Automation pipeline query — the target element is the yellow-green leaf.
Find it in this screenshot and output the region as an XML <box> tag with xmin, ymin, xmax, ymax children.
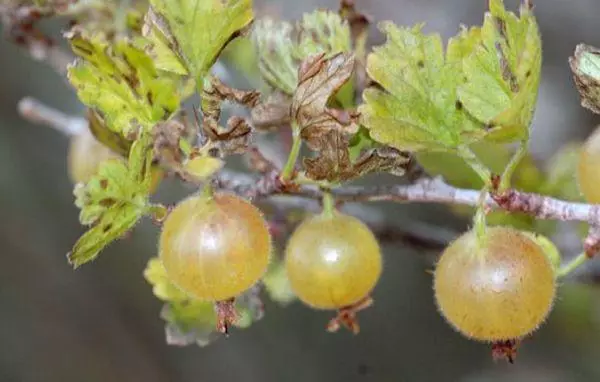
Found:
<box><xmin>144</xmin><ymin>258</ymin><xmax>190</xmax><ymax>302</ymax></box>
<box><xmin>360</xmin><ymin>23</ymin><xmax>485</xmax><ymax>152</ymax></box>
<box><xmin>68</xmin><ymin>134</ymin><xmax>155</xmax><ymax>268</ymax></box>
<box><xmin>458</xmin><ymin>0</ymin><xmax>541</xmax><ymax>142</ymax></box>
<box><xmin>262</xmin><ymin>261</ymin><xmax>296</xmax><ymax>305</ymax></box>
<box><xmin>68</xmin><ymin>203</ymin><xmax>143</xmax><ymax>268</ymax></box>
<box><xmin>539</xmin><ymin>143</ymin><xmax>584</xmax><ymax>202</ymax></box>
<box><xmin>67</xmin><ymin>29</ymin><xmax>180</xmax><ymax>137</ymax></box>
<box><xmin>146</xmin><ymin>0</ymin><xmax>253</xmax><ymax>82</ymax></box>
<box><xmin>417</xmin><ymin>140</ymin><xmax>543</xmax><ymax>191</ymax></box>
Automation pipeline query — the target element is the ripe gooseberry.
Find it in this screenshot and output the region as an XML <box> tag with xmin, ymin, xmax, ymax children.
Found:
<box><xmin>159</xmin><ymin>192</ymin><xmax>271</xmax><ymax>302</ymax></box>
<box><xmin>434</xmin><ymin>226</ymin><xmax>556</xmax><ymax>342</ymax></box>
<box><xmin>285</xmin><ymin>211</ymin><xmax>382</xmax><ymax>311</ymax></box>
<box><xmin>578</xmin><ymin>126</ymin><xmax>600</xmax><ymax>203</ymax></box>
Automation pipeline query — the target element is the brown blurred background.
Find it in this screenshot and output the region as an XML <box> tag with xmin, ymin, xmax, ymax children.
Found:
<box><xmin>2</xmin><ymin>0</ymin><xmax>600</xmax><ymax>381</ymax></box>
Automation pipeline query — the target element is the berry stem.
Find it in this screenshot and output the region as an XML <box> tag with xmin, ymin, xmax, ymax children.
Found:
<box><xmin>557</xmin><ymin>252</ymin><xmax>588</xmax><ymax>278</ymax></box>
<box><xmin>280</xmin><ymin>122</ymin><xmax>302</xmax><ymax>182</ymax></box>
<box><xmin>473</xmin><ymin>186</ymin><xmax>489</xmax><ymax>246</ymax></box>
<box><xmin>498</xmin><ymin>140</ymin><xmax>528</xmax><ymax>193</ymax></box>
<box><xmin>458</xmin><ymin>146</ymin><xmax>492</xmax><ymax>186</ymax></box>
<box><xmin>202</xmin><ymin>182</ymin><xmax>215</xmax><ymax>199</ymax></box>
<box><xmin>322</xmin><ymin>190</ymin><xmax>336</xmax><ymax>218</ymax></box>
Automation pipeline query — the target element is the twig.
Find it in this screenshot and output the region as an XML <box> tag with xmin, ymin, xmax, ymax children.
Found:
<box><xmin>17</xmin><ymin>97</ymin><xmax>86</xmax><ymax>136</ymax></box>
<box><xmin>15</xmin><ymin>98</ymin><xmax>600</xmax><ymax>229</ymax></box>
<box><xmin>215</xmin><ymin>173</ymin><xmax>600</xmax><ymax>227</ymax></box>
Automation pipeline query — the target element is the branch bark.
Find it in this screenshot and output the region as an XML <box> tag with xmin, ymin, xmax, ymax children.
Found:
<box><xmin>216</xmin><ymin>173</ymin><xmax>600</xmax><ymax>226</ymax></box>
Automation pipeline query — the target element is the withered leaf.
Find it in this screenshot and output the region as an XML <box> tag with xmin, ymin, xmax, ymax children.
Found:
<box><xmin>570</xmin><ymin>44</ymin><xmax>600</xmax><ymax>115</ymax></box>
<box><xmin>303</xmin><ymin>129</ymin><xmax>350</xmax><ymax>181</ymax></box>
<box><xmin>198</xmin><ymin>75</ymin><xmax>258</xmax><ymax>157</ymax></box>
<box><xmin>303</xmin><ymin>130</ymin><xmax>409</xmax><ymax>181</ymax></box>
<box><xmin>201</xmin><ymin>116</ymin><xmax>252</xmax><ymax>155</ymax></box>
<box><xmin>291</xmin><ymin>52</ymin><xmax>407</xmax><ymax>181</ymax></box>
<box><xmin>251</xmin><ymin>92</ymin><xmax>291</xmax><ymax>131</ymax></box>
<box><xmin>351</xmin><ymin>146</ymin><xmax>409</xmax><ymax>178</ymax></box>
<box><xmin>291</xmin><ymin>52</ymin><xmax>356</xmax><ymax>133</ymax></box>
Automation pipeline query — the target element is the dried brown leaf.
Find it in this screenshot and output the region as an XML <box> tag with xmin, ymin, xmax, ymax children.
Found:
<box><xmin>291</xmin><ymin>52</ymin><xmax>355</xmax><ymax>130</ymax></box>
<box><xmin>251</xmin><ymin>92</ymin><xmax>291</xmax><ymax>131</ymax></box>
<box><xmin>570</xmin><ymin>44</ymin><xmax>600</xmax><ymax>115</ymax></box>
<box><xmin>304</xmin><ymin>130</ymin><xmax>409</xmax><ymax>182</ymax></box>
<box><xmin>351</xmin><ymin>146</ymin><xmax>410</xmax><ymax>178</ymax></box>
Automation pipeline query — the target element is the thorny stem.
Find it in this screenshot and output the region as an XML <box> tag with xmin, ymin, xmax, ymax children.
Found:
<box><xmin>280</xmin><ymin>123</ymin><xmax>302</xmax><ymax>182</ymax></box>
<box><xmin>498</xmin><ymin>140</ymin><xmax>528</xmax><ymax>193</ymax></box>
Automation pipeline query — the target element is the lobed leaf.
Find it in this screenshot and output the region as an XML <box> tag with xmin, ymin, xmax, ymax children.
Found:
<box><xmin>458</xmin><ymin>0</ymin><xmax>542</xmax><ymax>142</ymax></box>
<box><xmin>144</xmin><ymin>257</ymin><xmax>263</xmax><ymax>347</ymax></box>
<box><xmin>292</xmin><ymin>53</ymin><xmax>408</xmax><ymax>181</ymax></box>
<box><xmin>252</xmin><ymin>10</ymin><xmax>351</xmax><ymax>95</ymax></box>
<box><xmin>67</xmin><ymin>29</ymin><xmax>181</xmax><ymax>137</ymax></box>
<box><xmin>145</xmin><ymin>0</ymin><xmax>253</xmax><ymax>82</ymax></box>
<box><xmin>68</xmin><ymin>133</ymin><xmax>155</xmax><ymax>268</ymax></box>
<box><xmin>360</xmin><ymin>23</ymin><xmax>485</xmax><ymax>152</ymax></box>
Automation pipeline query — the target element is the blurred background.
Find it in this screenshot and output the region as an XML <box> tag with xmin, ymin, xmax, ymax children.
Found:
<box><xmin>2</xmin><ymin>0</ymin><xmax>600</xmax><ymax>381</ymax></box>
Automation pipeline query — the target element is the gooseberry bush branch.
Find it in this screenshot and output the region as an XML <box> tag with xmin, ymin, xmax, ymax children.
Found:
<box><xmin>6</xmin><ymin>0</ymin><xmax>600</xmax><ymax>362</ymax></box>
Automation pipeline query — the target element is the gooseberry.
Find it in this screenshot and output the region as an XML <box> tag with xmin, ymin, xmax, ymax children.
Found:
<box><xmin>68</xmin><ymin>129</ymin><xmax>120</xmax><ymax>184</ymax></box>
<box><xmin>159</xmin><ymin>192</ymin><xmax>271</xmax><ymax>301</ymax></box>
<box><xmin>285</xmin><ymin>211</ymin><xmax>382</xmax><ymax>310</ymax></box>
<box><xmin>68</xmin><ymin>129</ymin><xmax>163</xmax><ymax>190</ymax></box>
<box><xmin>434</xmin><ymin>226</ymin><xmax>556</xmax><ymax>342</ymax></box>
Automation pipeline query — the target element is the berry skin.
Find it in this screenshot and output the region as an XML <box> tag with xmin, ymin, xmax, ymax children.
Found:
<box><xmin>159</xmin><ymin>192</ymin><xmax>271</xmax><ymax>301</ymax></box>
<box><xmin>578</xmin><ymin>127</ymin><xmax>600</xmax><ymax>203</ymax></box>
<box><xmin>285</xmin><ymin>212</ymin><xmax>382</xmax><ymax>310</ymax></box>
<box><xmin>68</xmin><ymin>130</ymin><xmax>163</xmax><ymax>190</ymax></box>
<box><xmin>434</xmin><ymin>226</ymin><xmax>556</xmax><ymax>342</ymax></box>
<box><xmin>68</xmin><ymin>130</ymin><xmax>120</xmax><ymax>184</ymax></box>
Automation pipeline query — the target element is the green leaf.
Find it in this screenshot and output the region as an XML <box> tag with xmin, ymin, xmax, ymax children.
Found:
<box><xmin>417</xmin><ymin>141</ymin><xmax>543</xmax><ymax>191</ymax></box>
<box><xmin>458</xmin><ymin>0</ymin><xmax>541</xmax><ymax>141</ymax></box>
<box><xmin>67</xmin><ymin>29</ymin><xmax>181</xmax><ymax>137</ymax></box>
<box><xmin>539</xmin><ymin>143</ymin><xmax>584</xmax><ymax>202</ymax></box>
<box><xmin>418</xmin><ymin>141</ymin><xmax>543</xmax><ymax>231</ymax></box>
<box><xmin>68</xmin><ymin>134</ymin><xmax>155</xmax><ymax>267</ymax></box>
<box><xmin>68</xmin><ymin>203</ymin><xmax>143</xmax><ymax>268</ymax></box>
<box><xmin>570</xmin><ymin>44</ymin><xmax>600</xmax><ymax>115</ymax></box>
<box><xmin>146</xmin><ymin>0</ymin><xmax>253</xmax><ymax>81</ymax></box>
<box><xmin>144</xmin><ymin>258</ymin><xmax>190</xmax><ymax>302</ymax></box>
<box><xmin>253</xmin><ymin>10</ymin><xmax>351</xmax><ymax>95</ymax></box>
<box><xmin>360</xmin><ymin>23</ymin><xmax>485</xmax><ymax>152</ymax></box>
<box><xmin>144</xmin><ymin>256</ymin><xmax>263</xmax><ymax>346</ymax></box>
<box><xmin>521</xmin><ymin>231</ymin><xmax>561</xmax><ymax>271</ymax></box>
